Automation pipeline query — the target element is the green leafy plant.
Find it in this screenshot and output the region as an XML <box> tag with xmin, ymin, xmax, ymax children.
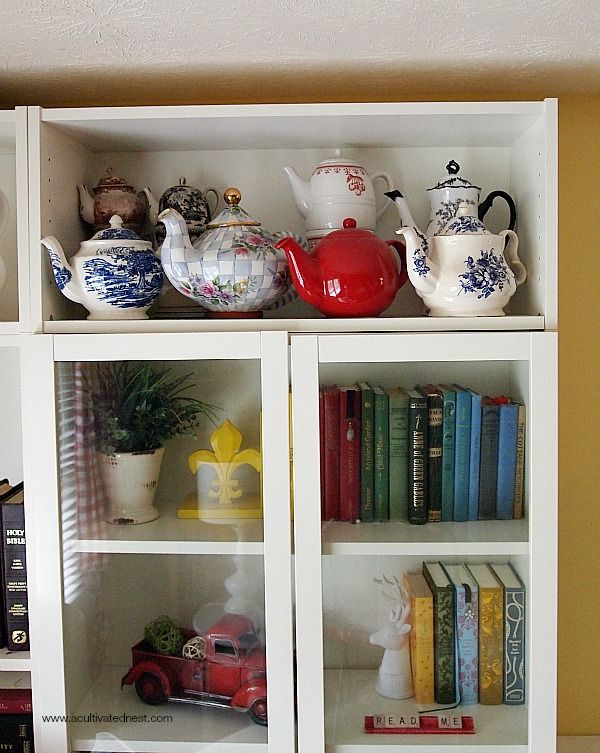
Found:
<box><xmin>90</xmin><ymin>362</ymin><xmax>219</xmax><ymax>455</ymax></box>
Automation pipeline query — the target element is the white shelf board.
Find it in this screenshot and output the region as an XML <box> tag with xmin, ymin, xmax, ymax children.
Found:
<box><xmin>41</xmin><ymin>102</ymin><xmax>545</xmax><ymax>153</ymax></box>
<box><xmin>321</xmin><ymin>519</ymin><xmax>529</xmax><ymax>556</ymax></box>
<box><xmin>71</xmin><ymin>496</ymin><xmax>265</xmax><ymax>555</ymax></box>
<box><xmin>324</xmin><ymin>668</ymin><xmax>527</xmax><ymax>752</ymax></box>
<box><xmin>43</xmin><ymin>316</ymin><xmax>546</xmax><ymax>335</ymax></box>
<box><xmin>70</xmin><ymin>665</ymin><xmax>267</xmax><ymax>753</ymax></box>
<box><xmin>0</xmin><ymin>648</ymin><xmax>31</xmax><ymax>672</ymax></box>
<box><xmin>0</xmin><ymin>324</ymin><xmax>22</xmax><ymax>338</ymax></box>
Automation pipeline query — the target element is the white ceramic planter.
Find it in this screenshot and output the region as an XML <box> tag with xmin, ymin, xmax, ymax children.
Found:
<box><xmin>100</xmin><ymin>446</ymin><xmax>165</xmax><ymax>525</ymax></box>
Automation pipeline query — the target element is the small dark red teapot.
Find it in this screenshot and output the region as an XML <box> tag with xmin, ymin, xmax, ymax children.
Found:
<box><xmin>275</xmin><ymin>218</ymin><xmax>407</xmax><ymax>317</ymax></box>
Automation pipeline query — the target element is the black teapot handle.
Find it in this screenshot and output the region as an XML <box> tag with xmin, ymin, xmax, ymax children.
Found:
<box><xmin>478</xmin><ymin>190</ymin><xmax>517</xmax><ymax>231</ymax></box>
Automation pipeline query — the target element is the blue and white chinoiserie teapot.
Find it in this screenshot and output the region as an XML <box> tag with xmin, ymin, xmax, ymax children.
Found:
<box><xmin>159</xmin><ymin>187</ymin><xmax>294</xmax><ymax>317</ymax></box>
<box><xmin>395</xmin><ymin>202</ymin><xmax>527</xmax><ymax>317</ymax></box>
<box><xmin>41</xmin><ymin>215</ymin><xmax>163</xmax><ymax>320</ymax></box>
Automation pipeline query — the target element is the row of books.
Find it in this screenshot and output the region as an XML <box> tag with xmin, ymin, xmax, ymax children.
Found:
<box><xmin>406</xmin><ymin>561</ymin><xmax>525</xmax><ymax>706</ymax></box>
<box><xmin>0</xmin><ymin>479</ymin><xmax>30</xmax><ymax>652</ymax></box>
<box><xmin>0</xmin><ymin>676</ymin><xmax>33</xmax><ymax>752</ymax></box>
<box><xmin>319</xmin><ymin>383</ymin><xmax>526</xmax><ymax>524</ymax></box>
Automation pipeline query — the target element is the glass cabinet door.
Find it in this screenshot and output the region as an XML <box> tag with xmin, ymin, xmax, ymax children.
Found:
<box><xmin>22</xmin><ymin>332</ymin><xmax>295</xmax><ymax>753</ymax></box>
<box><xmin>291</xmin><ymin>332</ymin><xmax>557</xmax><ymax>753</ymax></box>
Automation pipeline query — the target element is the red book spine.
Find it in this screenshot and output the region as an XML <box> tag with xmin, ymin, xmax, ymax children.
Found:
<box><xmin>319</xmin><ymin>389</ymin><xmax>326</xmax><ymax>520</ymax></box>
<box><xmin>339</xmin><ymin>388</ymin><xmax>361</xmax><ymax>522</ymax></box>
<box><xmin>0</xmin><ymin>689</ymin><xmax>32</xmax><ymax>714</ymax></box>
<box><xmin>322</xmin><ymin>386</ymin><xmax>340</xmax><ymax>520</ymax></box>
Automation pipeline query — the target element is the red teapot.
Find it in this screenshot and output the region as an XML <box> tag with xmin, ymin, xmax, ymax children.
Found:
<box><xmin>275</xmin><ymin>218</ymin><xmax>407</xmax><ymax>317</ymax></box>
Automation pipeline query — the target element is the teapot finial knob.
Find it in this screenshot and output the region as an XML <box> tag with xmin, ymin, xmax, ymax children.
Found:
<box><xmin>342</xmin><ymin>217</ymin><xmax>357</xmax><ymax>229</ymax></box>
<box><xmin>223</xmin><ymin>187</ymin><xmax>242</xmax><ymax>206</ymax></box>
<box><xmin>179</xmin><ymin>177</ymin><xmax>187</xmax><ymax>186</ymax></box>
<box><xmin>108</xmin><ymin>214</ymin><xmax>123</xmax><ymax>228</ymax></box>
<box><xmin>446</xmin><ymin>160</ymin><xmax>460</xmax><ymax>175</ymax></box>
<box><xmin>334</xmin><ymin>148</ymin><xmax>343</xmax><ymax>158</ymax></box>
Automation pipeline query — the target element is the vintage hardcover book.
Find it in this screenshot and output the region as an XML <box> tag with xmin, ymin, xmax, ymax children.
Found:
<box><xmin>422</xmin><ymin>562</ymin><xmax>456</xmax><ymax>704</ymax></box>
<box><xmin>451</xmin><ymin>385</ymin><xmax>472</xmax><ymax>522</ymax></box>
<box><xmin>513</xmin><ymin>403</ymin><xmax>527</xmax><ymax>519</ymax></box>
<box><xmin>319</xmin><ymin>388</ymin><xmax>325</xmax><ymax>519</ymax></box>
<box><xmin>490</xmin><ymin>562</ymin><xmax>526</xmax><ymax>705</ymax></box>
<box><xmin>407</xmin><ymin>390</ymin><xmax>428</xmax><ymax>525</ymax></box>
<box><xmin>322</xmin><ymin>386</ymin><xmax>341</xmax><ymax>521</ymax></box>
<box><xmin>466</xmin><ymin>389</ymin><xmax>482</xmax><ymax>521</ymax></box>
<box><xmin>0</xmin><ymin>714</ymin><xmax>34</xmax><ymax>751</ymax></box>
<box><xmin>0</xmin><ymin>478</ymin><xmax>9</xmax><ymax>648</ymax></box>
<box><xmin>338</xmin><ymin>387</ymin><xmax>361</xmax><ymax>522</ymax></box>
<box><xmin>418</xmin><ymin>385</ymin><xmax>443</xmax><ymax>522</ymax></box>
<box><xmin>358</xmin><ymin>382</ymin><xmax>375</xmax><ymax>522</ymax></box>
<box><xmin>466</xmin><ymin>563</ymin><xmax>504</xmax><ymax>705</ymax></box>
<box><xmin>404</xmin><ymin>571</ymin><xmax>435</xmax><ymax>705</ymax></box>
<box><xmin>438</xmin><ymin>386</ymin><xmax>456</xmax><ymax>522</ymax></box>
<box><xmin>388</xmin><ymin>387</ymin><xmax>409</xmax><ymax>522</ymax></box>
<box><xmin>496</xmin><ymin>401</ymin><xmax>519</xmax><ymax>520</ymax></box>
<box><xmin>0</xmin><ymin>483</ymin><xmax>29</xmax><ymax>652</ymax></box>
<box><xmin>373</xmin><ymin>387</ymin><xmax>390</xmax><ymax>521</ymax></box>
<box><xmin>442</xmin><ymin>563</ymin><xmax>479</xmax><ymax>705</ymax></box>
<box><xmin>478</xmin><ymin>399</ymin><xmax>500</xmax><ymax>520</ymax></box>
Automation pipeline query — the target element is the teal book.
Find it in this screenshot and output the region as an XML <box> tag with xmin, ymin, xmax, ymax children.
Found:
<box><xmin>452</xmin><ymin>384</ymin><xmax>472</xmax><ymax>522</ymax></box>
<box><xmin>388</xmin><ymin>388</ymin><xmax>409</xmax><ymax>521</ymax></box>
<box><xmin>466</xmin><ymin>388</ymin><xmax>482</xmax><ymax>521</ymax></box>
<box><xmin>438</xmin><ymin>385</ymin><xmax>456</xmax><ymax>522</ymax></box>
<box><xmin>422</xmin><ymin>561</ymin><xmax>457</xmax><ymax>704</ymax></box>
<box><xmin>358</xmin><ymin>382</ymin><xmax>375</xmax><ymax>522</ymax></box>
<box><xmin>373</xmin><ymin>387</ymin><xmax>389</xmax><ymax>521</ymax></box>
<box><xmin>496</xmin><ymin>401</ymin><xmax>519</xmax><ymax>520</ymax></box>
<box><xmin>478</xmin><ymin>398</ymin><xmax>500</xmax><ymax>520</ymax></box>
<box><xmin>418</xmin><ymin>385</ymin><xmax>443</xmax><ymax>522</ymax></box>
<box><xmin>407</xmin><ymin>389</ymin><xmax>427</xmax><ymax>525</ymax></box>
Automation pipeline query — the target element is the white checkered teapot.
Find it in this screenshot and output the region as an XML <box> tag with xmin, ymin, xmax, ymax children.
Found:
<box><xmin>159</xmin><ymin>188</ymin><xmax>293</xmax><ymax>316</ymax></box>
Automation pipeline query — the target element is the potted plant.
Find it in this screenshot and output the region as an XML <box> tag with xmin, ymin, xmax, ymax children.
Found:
<box><xmin>90</xmin><ymin>361</ymin><xmax>217</xmax><ymax>525</ymax></box>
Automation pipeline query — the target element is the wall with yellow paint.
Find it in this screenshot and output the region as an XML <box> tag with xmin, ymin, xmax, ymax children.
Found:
<box><xmin>0</xmin><ymin>81</ymin><xmax>598</xmax><ymax>735</ymax></box>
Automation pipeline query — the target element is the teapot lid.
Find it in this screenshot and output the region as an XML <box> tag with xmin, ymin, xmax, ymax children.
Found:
<box><xmin>437</xmin><ymin>202</ymin><xmax>491</xmax><ymax>235</ymax></box>
<box><xmin>94</xmin><ymin>167</ymin><xmax>134</xmax><ymax>192</ymax></box>
<box><xmin>427</xmin><ymin>160</ymin><xmax>481</xmax><ymax>192</ymax></box>
<box><xmin>90</xmin><ymin>215</ymin><xmax>142</xmax><ymax>240</ymax></box>
<box><xmin>313</xmin><ymin>148</ymin><xmax>364</xmax><ymax>172</ymax></box>
<box><xmin>206</xmin><ymin>188</ymin><xmax>260</xmax><ymax>228</ymax></box>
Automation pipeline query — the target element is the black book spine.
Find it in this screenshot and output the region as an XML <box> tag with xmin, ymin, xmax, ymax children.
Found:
<box><xmin>478</xmin><ymin>402</ymin><xmax>500</xmax><ymax>520</ymax></box>
<box><xmin>426</xmin><ymin>393</ymin><xmax>443</xmax><ymax>522</ymax></box>
<box><xmin>408</xmin><ymin>392</ymin><xmax>428</xmax><ymax>525</ymax></box>
<box><xmin>1</xmin><ymin>497</ymin><xmax>30</xmax><ymax>651</ymax></box>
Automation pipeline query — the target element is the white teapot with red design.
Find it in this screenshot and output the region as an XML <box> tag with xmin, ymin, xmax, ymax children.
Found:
<box><xmin>283</xmin><ymin>149</ymin><xmax>394</xmax><ymax>244</ymax></box>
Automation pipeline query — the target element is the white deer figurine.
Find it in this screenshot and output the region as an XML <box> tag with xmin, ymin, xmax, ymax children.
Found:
<box><xmin>369</xmin><ymin>574</ymin><xmax>414</xmax><ymax>700</ymax></box>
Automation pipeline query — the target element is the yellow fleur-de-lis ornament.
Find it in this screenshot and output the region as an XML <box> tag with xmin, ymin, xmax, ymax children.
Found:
<box><xmin>188</xmin><ymin>420</ymin><xmax>261</xmax><ymax>507</ymax></box>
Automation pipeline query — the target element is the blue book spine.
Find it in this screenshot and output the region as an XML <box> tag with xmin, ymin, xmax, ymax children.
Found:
<box><xmin>467</xmin><ymin>391</ymin><xmax>482</xmax><ymax>521</ymax></box>
<box><xmin>439</xmin><ymin>386</ymin><xmax>456</xmax><ymax>522</ymax></box>
<box><xmin>496</xmin><ymin>402</ymin><xmax>519</xmax><ymax>519</ymax></box>
<box><xmin>455</xmin><ymin>583</ymin><xmax>479</xmax><ymax>705</ymax></box>
<box><xmin>452</xmin><ymin>386</ymin><xmax>471</xmax><ymax>522</ymax></box>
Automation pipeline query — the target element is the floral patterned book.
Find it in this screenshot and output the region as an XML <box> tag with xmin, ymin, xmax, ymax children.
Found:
<box><xmin>422</xmin><ymin>562</ymin><xmax>456</xmax><ymax>704</ymax></box>
<box><xmin>442</xmin><ymin>563</ymin><xmax>479</xmax><ymax>705</ymax></box>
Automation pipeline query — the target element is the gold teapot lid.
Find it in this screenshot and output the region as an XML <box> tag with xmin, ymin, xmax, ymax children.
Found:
<box><xmin>206</xmin><ymin>188</ymin><xmax>260</xmax><ymax>228</ymax></box>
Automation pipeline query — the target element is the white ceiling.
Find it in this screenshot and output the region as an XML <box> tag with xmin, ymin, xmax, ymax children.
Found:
<box><xmin>0</xmin><ymin>0</ymin><xmax>599</xmax><ymax>105</ymax></box>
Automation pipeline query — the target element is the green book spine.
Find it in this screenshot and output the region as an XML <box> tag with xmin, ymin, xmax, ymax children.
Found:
<box><xmin>419</xmin><ymin>386</ymin><xmax>443</xmax><ymax>522</ymax></box>
<box><xmin>358</xmin><ymin>383</ymin><xmax>374</xmax><ymax>522</ymax></box>
<box><xmin>439</xmin><ymin>385</ymin><xmax>456</xmax><ymax>522</ymax></box>
<box><xmin>388</xmin><ymin>388</ymin><xmax>409</xmax><ymax>521</ymax></box>
<box><xmin>373</xmin><ymin>387</ymin><xmax>389</xmax><ymax>521</ymax></box>
<box><xmin>423</xmin><ymin>562</ymin><xmax>457</xmax><ymax>705</ymax></box>
<box><xmin>408</xmin><ymin>390</ymin><xmax>427</xmax><ymax>525</ymax></box>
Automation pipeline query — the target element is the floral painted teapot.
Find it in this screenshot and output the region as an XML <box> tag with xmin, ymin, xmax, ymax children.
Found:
<box><xmin>159</xmin><ymin>188</ymin><xmax>293</xmax><ymax>317</ymax></box>
<box><xmin>41</xmin><ymin>215</ymin><xmax>163</xmax><ymax>320</ymax></box>
<box><xmin>78</xmin><ymin>168</ymin><xmax>147</xmax><ymax>233</ymax></box>
<box><xmin>395</xmin><ymin>202</ymin><xmax>526</xmax><ymax>317</ymax></box>
<box><xmin>141</xmin><ymin>177</ymin><xmax>220</xmax><ymax>246</ymax></box>
<box><xmin>386</xmin><ymin>159</ymin><xmax>517</xmax><ymax>238</ymax></box>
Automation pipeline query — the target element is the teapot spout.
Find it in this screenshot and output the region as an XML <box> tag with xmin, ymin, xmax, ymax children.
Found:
<box><xmin>283</xmin><ymin>166</ymin><xmax>310</xmax><ymax>220</ymax></box>
<box><xmin>384</xmin><ymin>190</ymin><xmax>425</xmax><ymax>235</ymax></box>
<box><xmin>394</xmin><ymin>225</ymin><xmax>438</xmax><ymax>297</ymax></box>
<box><xmin>77</xmin><ymin>184</ymin><xmax>95</xmax><ymax>225</ymax></box>
<box><xmin>158</xmin><ymin>208</ymin><xmax>196</xmax><ymax>295</ymax></box>
<box><xmin>140</xmin><ymin>187</ymin><xmax>160</xmax><ymax>225</ymax></box>
<box><xmin>275</xmin><ymin>236</ymin><xmax>325</xmax><ymax>310</ymax></box>
<box><xmin>40</xmin><ymin>236</ymin><xmax>84</xmax><ymax>305</ymax></box>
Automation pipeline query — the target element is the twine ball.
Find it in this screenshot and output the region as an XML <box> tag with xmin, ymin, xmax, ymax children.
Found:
<box><xmin>144</xmin><ymin>615</ymin><xmax>184</xmax><ymax>655</ymax></box>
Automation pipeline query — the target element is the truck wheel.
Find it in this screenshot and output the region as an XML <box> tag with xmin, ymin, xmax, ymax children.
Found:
<box><xmin>135</xmin><ymin>673</ymin><xmax>167</xmax><ymax>706</ymax></box>
<box><xmin>248</xmin><ymin>698</ymin><xmax>268</xmax><ymax>726</ymax></box>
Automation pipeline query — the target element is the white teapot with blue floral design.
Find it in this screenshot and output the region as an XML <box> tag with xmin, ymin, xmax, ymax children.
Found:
<box><xmin>41</xmin><ymin>215</ymin><xmax>163</xmax><ymax>320</ymax></box>
<box><xmin>395</xmin><ymin>202</ymin><xmax>526</xmax><ymax>316</ymax></box>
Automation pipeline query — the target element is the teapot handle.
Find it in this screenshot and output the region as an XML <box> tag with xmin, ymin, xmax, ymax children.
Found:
<box><xmin>500</xmin><ymin>229</ymin><xmax>527</xmax><ymax>286</ymax></box>
<box><xmin>386</xmin><ymin>239</ymin><xmax>409</xmax><ymax>289</ymax></box>
<box><xmin>203</xmin><ymin>188</ymin><xmax>220</xmax><ymax>221</ymax></box>
<box><xmin>478</xmin><ymin>190</ymin><xmax>517</xmax><ymax>231</ymax></box>
<box><xmin>372</xmin><ymin>171</ymin><xmax>395</xmax><ymax>220</ymax></box>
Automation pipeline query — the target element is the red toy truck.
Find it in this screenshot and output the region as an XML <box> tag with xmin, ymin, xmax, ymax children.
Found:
<box><xmin>121</xmin><ymin>613</ymin><xmax>268</xmax><ymax>725</ymax></box>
